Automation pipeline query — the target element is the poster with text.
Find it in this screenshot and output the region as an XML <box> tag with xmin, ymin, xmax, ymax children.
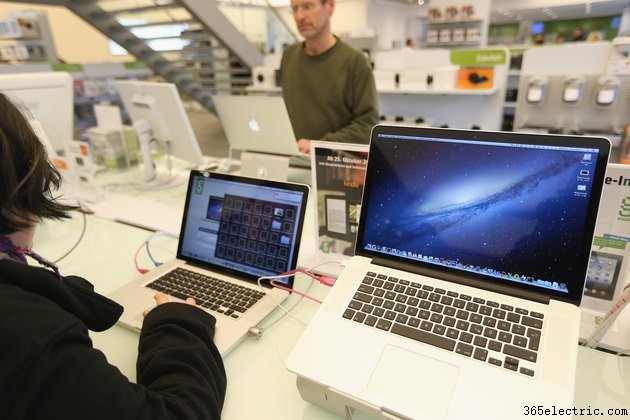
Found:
<box><xmin>310</xmin><ymin>141</ymin><xmax>369</xmax><ymax>256</ymax></box>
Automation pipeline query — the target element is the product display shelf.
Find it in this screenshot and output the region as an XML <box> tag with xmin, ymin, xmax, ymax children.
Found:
<box><xmin>374</xmin><ymin>47</ymin><xmax>509</xmax><ymax>131</ymax></box>
<box><xmin>378</xmin><ymin>87</ymin><xmax>498</xmax><ymax>95</ymax></box>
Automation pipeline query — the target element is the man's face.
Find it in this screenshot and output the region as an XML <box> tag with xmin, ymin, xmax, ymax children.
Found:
<box><xmin>291</xmin><ymin>0</ymin><xmax>333</xmax><ymax>40</ymax></box>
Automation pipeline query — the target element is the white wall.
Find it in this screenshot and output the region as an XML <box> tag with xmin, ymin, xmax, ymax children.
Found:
<box><xmin>218</xmin><ymin>5</ymin><xmax>269</xmax><ymax>46</ymax></box>
<box><xmin>367</xmin><ymin>0</ymin><xmax>425</xmax><ymax>50</ymax></box>
<box><xmin>0</xmin><ymin>2</ymin><xmax>133</xmax><ymax>63</ymax></box>
<box><xmin>275</xmin><ymin>0</ymin><xmax>368</xmax><ymax>43</ymax></box>
<box><xmin>0</xmin><ymin>0</ymin><xmax>480</xmax><ymax>64</ymax></box>
<box><xmin>276</xmin><ymin>0</ymin><xmax>425</xmax><ymax>51</ymax></box>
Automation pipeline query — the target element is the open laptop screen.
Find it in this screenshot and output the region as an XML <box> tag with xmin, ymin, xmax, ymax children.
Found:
<box><xmin>356</xmin><ymin>125</ymin><xmax>610</xmax><ymax>305</ymax></box>
<box><xmin>177</xmin><ymin>171</ymin><xmax>309</xmax><ymax>286</ymax></box>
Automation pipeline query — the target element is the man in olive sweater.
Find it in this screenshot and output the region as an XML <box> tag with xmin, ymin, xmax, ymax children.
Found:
<box><xmin>281</xmin><ymin>0</ymin><xmax>379</xmax><ymax>154</ymax></box>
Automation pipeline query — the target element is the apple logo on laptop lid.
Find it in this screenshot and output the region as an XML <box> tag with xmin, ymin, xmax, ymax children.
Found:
<box><xmin>248</xmin><ymin>118</ymin><xmax>261</xmax><ymax>132</ymax></box>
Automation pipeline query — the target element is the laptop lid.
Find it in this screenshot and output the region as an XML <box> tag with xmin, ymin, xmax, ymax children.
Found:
<box><xmin>355</xmin><ymin>125</ymin><xmax>610</xmax><ymax>306</ymax></box>
<box><xmin>177</xmin><ymin>170</ymin><xmax>309</xmax><ymax>289</ymax></box>
<box><xmin>212</xmin><ymin>95</ymin><xmax>301</xmax><ymax>157</ymax></box>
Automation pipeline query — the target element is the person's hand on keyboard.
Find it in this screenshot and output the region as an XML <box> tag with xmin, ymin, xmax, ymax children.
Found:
<box><xmin>143</xmin><ymin>292</ymin><xmax>196</xmax><ymax>317</ymax></box>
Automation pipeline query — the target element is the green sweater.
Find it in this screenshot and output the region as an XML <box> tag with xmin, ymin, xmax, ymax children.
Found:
<box><xmin>280</xmin><ymin>38</ymin><xmax>378</xmax><ymax>144</ymax></box>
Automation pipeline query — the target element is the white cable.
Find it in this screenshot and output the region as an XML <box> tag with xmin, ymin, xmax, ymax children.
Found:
<box><xmin>52</xmin><ymin>207</ymin><xmax>88</xmax><ymax>264</ymax></box>
<box><xmin>253</xmin><ymin>260</ymin><xmax>345</xmax><ymax>333</ymax></box>
<box><xmin>583</xmin><ymin>284</ymin><xmax>630</xmax><ymax>349</ymax></box>
<box><xmin>257</xmin><ymin>274</ymin><xmax>308</xmax><ymax>327</ymax></box>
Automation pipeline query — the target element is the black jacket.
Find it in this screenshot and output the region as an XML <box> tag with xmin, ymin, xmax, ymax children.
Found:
<box><xmin>0</xmin><ymin>258</ymin><xmax>227</xmax><ymax>420</ymax></box>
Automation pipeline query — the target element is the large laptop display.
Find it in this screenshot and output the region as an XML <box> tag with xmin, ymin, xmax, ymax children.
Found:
<box><xmin>356</xmin><ymin>125</ymin><xmax>609</xmax><ymax>305</ymax></box>
<box><xmin>286</xmin><ymin>125</ymin><xmax>611</xmax><ymax>419</ymax></box>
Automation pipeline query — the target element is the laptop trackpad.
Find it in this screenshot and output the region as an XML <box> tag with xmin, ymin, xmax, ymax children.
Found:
<box><xmin>368</xmin><ymin>345</ymin><xmax>459</xmax><ymax>419</ymax></box>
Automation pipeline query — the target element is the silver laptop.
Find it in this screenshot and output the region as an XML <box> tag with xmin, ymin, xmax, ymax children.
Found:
<box><xmin>212</xmin><ymin>95</ymin><xmax>310</xmax><ymax>167</ymax></box>
<box><xmin>287</xmin><ymin>125</ymin><xmax>610</xmax><ymax>419</ymax></box>
<box><xmin>110</xmin><ymin>170</ymin><xmax>309</xmax><ymax>355</ymax></box>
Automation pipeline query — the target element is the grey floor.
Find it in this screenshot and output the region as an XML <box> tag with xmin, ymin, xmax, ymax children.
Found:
<box><xmin>187</xmin><ymin>109</ymin><xmax>230</xmax><ymax>158</ymax></box>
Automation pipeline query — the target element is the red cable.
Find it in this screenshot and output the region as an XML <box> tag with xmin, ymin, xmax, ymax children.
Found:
<box><xmin>134</xmin><ymin>241</ymin><xmax>150</xmax><ymax>274</ymax></box>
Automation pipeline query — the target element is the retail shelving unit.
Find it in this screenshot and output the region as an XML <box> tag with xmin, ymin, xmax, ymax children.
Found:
<box><xmin>373</xmin><ymin>47</ymin><xmax>509</xmax><ymax>131</ymax></box>
<box><xmin>423</xmin><ymin>2</ymin><xmax>490</xmax><ymax>49</ymax></box>
<box><xmin>425</xmin><ymin>19</ymin><xmax>485</xmax><ymax>48</ymax></box>
<box><xmin>514</xmin><ymin>42</ymin><xmax>628</xmax><ymax>153</ymax></box>
<box><xmin>0</xmin><ymin>10</ymin><xmax>58</xmax><ymax>64</ymax></box>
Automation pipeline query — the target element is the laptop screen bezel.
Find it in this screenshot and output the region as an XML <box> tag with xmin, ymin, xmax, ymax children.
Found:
<box><xmin>355</xmin><ymin>125</ymin><xmax>611</xmax><ymax>306</ymax></box>
<box><xmin>177</xmin><ymin>170</ymin><xmax>310</xmax><ymax>289</ymax></box>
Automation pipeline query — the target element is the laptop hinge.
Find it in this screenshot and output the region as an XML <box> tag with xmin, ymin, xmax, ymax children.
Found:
<box><xmin>371</xmin><ymin>256</ymin><xmax>552</xmax><ymax>305</ymax></box>
<box><xmin>296</xmin><ymin>375</ymin><xmax>412</xmax><ymax>420</ymax></box>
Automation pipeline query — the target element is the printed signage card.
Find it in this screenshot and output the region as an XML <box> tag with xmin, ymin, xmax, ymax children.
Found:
<box><xmin>581</xmin><ymin>163</ymin><xmax>630</xmax><ymax>328</ymax></box>
<box><xmin>310</xmin><ymin>141</ymin><xmax>369</xmax><ymax>258</ymax></box>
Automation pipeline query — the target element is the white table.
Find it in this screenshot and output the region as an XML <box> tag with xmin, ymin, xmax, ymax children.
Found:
<box><xmin>32</xmin><ymin>157</ymin><xmax>630</xmax><ymax>418</ymax></box>
<box><xmin>31</xmin><ymin>211</ymin><xmax>630</xmax><ymax>419</ymax></box>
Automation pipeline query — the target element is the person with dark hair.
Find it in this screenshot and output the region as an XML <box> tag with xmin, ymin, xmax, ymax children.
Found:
<box><xmin>572</xmin><ymin>25</ymin><xmax>587</xmax><ymax>41</ymax></box>
<box><xmin>0</xmin><ymin>92</ymin><xmax>227</xmax><ymax>419</ymax></box>
<box><xmin>280</xmin><ymin>0</ymin><xmax>379</xmax><ymax>154</ymax></box>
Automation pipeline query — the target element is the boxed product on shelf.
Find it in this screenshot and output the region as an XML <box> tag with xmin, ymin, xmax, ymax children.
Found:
<box><xmin>427</xmin><ymin>7</ymin><xmax>442</xmax><ymax>22</ymax></box>
<box><xmin>466</xmin><ymin>27</ymin><xmax>481</xmax><ymax>42</ymax></box>
<box><xmin>0</xmin><ymin>17</ymin><xmax>40</xmax><ymax>39</ymax></box>
<box><xmin>427</xmin><ymin>29</ymin><xmax>439</xmax><ymax>44</ymax></box>
<box><xmin>439</xmin><ymin>28</ymin><xmax>452</xmax><ymax>43</ymax></box>
<box><xmin>452</xmin><ymin>28</ymin><xmax>466</xmax><ymax>43</ymax></box>
<box><xmin>457</xmin><ymin>67</ymin><xmax>494</xmax><ymax>90</ymax></box>
<box><xmin>445</xmin><ymin>6</ymin><xmax>458</xmax><ymax>20</ymax></box>
<box><xmin>461</xmin><ymin>4</ymin><xmax>475</xmax><ymax>19</ymax></box>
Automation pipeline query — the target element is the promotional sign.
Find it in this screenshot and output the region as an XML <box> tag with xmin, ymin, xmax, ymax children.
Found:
<box><xmin>310</xmin><ymin>141</ymin><xmax>369</xmax><ymax>257</ymax></box>
<box><xmin>581</xmin><ymin>163</ymin><xmax>630</xmax><ymax>319</ymax></box>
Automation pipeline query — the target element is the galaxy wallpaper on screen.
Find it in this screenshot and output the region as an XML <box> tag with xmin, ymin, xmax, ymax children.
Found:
<box><xmin>361</xmin><ymin>138</ymin><xmax>596</xmax><ymax>290</ymax></box>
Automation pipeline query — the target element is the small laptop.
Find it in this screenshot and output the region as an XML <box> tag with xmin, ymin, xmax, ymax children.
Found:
<box><xmin>110</xmin><ymin>170</ymin><xmax>309</xmax><ymax>355</ymax></box>
<box><xmin>287</xmin><ymin>125</ymin><xmax>610</xmax><ymax>419</ymax></box>
<box><xmin>211</xmin><ymin>95</ymin><xmax>310</xmax><ymax>167</ymax></box>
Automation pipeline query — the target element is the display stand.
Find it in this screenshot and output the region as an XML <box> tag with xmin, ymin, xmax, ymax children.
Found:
<box><xmin>514</xmin><ymin>42</ymin><xmax>628</xmax><ymax>149</ymax></box>
<box><xmin>579</xmin><ymin>163</ymin><xmax>630</xmax><ymax>353</ymax></box>
<box><xmin>373</xmin><ymin>47</ymin><xmax>509</xmax><ymax>131</ymax></box>
<box><xmin>298</xmin><ymin>141</ymin><xmax>369</xmax><ymax>277</ymax></box>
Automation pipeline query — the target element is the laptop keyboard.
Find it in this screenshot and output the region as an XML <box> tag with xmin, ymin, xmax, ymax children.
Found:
<box><xmin>343</xmin><ymin>271</ymin><xmax>544</xmax><ymax>377</ymax></box>
<box><xmin>146</xmin><ymin>267</ymin><xmax>266</xmax><ymax>319</ymax></box>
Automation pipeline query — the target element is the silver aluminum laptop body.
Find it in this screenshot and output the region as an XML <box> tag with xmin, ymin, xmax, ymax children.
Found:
<box><xmin>110</xmin><ymin>170</ymin><xmax>309</xmax><ymax>356</ymax></box>
<box><xmin>212</xmin><ymin>95</ymin><xmax>309</xmax><ymax>167</ymax></box>
<box><xmin>287</xmin><ymin>125</ymin><xmax>610</xmax><ymax>419</ymax></box>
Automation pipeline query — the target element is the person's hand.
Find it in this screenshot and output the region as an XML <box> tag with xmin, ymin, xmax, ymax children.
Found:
<box><xmin>143</xmin><ymin>292</ymin><xmax>196</xmax><ymax>317</ymax></box>
<box><xmin>297</xmin><ymin>138</ymin><xmax>311</xmax><ymax>155</ymax></box>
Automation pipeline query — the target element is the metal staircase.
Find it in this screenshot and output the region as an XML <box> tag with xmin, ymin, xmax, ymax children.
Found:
<box><xmin>9</xmin><ymin>0</ymin><xmax>278</xmax><ymax>112</ymax></box>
